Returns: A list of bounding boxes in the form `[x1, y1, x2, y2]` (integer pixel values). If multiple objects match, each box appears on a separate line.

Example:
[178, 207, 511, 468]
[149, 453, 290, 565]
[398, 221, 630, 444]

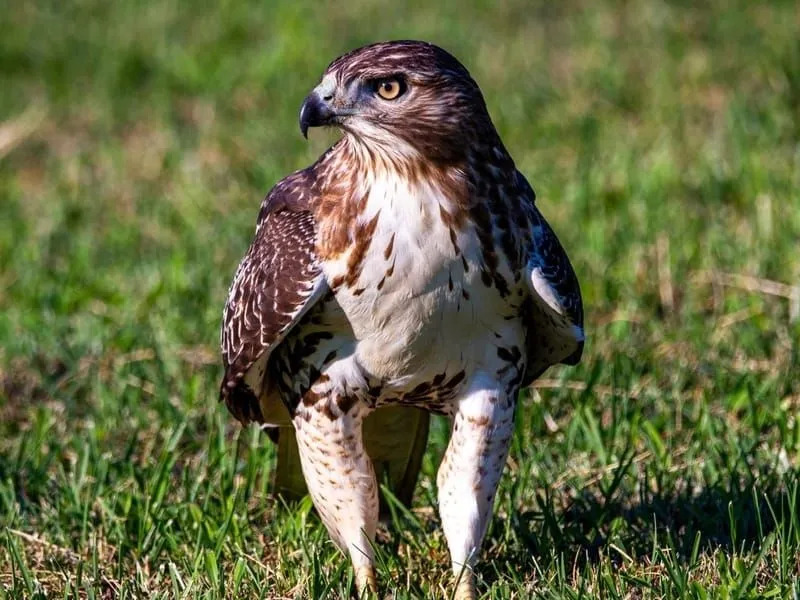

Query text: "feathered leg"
[437, 374, 516, 600]
[293, 397, 379, 596]
[272, 403, 429, 515]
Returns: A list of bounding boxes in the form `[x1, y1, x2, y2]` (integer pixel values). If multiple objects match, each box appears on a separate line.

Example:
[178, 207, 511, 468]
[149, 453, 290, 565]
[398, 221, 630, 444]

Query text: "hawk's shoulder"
[220, 168, 327, 424]
[515, 170, 585, 383]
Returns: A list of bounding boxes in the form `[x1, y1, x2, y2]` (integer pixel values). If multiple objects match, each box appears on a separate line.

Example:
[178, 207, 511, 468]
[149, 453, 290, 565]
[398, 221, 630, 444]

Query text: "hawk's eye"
[374, 78, 406, 100]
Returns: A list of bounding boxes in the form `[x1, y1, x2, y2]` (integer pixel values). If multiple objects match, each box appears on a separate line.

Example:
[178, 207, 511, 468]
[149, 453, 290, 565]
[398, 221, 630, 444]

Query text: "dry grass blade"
[0, 104, 46, 160]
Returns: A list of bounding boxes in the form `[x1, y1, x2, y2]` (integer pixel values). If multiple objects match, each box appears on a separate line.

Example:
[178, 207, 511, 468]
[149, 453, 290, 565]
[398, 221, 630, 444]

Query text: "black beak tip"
[299, 103, 310, 139]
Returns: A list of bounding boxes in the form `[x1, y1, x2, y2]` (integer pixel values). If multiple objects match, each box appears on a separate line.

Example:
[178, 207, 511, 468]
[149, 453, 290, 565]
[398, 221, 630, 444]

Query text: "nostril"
[322, 94, 333, 101]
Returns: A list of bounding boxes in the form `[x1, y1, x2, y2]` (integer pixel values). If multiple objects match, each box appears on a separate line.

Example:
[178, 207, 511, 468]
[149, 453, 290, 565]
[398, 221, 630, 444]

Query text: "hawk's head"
[299, 41, 495, 164]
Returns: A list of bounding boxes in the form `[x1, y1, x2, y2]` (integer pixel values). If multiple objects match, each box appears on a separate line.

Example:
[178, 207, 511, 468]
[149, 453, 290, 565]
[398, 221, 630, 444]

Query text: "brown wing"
[220, 174, 326, 424]
[516, 171, 585, 384]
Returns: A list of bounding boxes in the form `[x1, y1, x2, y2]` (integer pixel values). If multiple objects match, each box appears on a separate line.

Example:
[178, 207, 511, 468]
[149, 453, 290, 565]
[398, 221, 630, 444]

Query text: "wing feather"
[516, 171, 585, 383]
[220, 175, 326, 424]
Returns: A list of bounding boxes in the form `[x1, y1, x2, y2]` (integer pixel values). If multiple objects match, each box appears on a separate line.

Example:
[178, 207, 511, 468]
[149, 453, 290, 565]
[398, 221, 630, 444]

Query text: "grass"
[1, 0, 799, 597]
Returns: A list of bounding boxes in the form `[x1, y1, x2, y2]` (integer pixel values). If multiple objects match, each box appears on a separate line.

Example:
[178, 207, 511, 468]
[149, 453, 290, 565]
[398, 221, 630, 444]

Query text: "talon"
[354, 565, 377, 596]
[453, 572, 477, 600]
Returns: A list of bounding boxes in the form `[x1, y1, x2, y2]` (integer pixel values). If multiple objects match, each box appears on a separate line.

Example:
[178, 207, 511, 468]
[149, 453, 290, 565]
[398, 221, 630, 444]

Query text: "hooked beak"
[299, 91, 335, 139]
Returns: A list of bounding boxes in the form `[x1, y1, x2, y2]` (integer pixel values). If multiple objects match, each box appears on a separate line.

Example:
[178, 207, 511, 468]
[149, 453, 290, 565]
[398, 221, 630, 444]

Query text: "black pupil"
[383, 82, 393, 92]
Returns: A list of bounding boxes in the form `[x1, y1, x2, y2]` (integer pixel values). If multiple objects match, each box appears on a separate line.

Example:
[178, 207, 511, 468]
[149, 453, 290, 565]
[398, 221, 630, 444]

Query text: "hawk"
[220, 40, 584, 599]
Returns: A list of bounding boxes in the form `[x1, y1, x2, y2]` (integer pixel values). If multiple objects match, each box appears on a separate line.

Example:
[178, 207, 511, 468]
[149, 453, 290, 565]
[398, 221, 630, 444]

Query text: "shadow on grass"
[484, 463, 800, 581]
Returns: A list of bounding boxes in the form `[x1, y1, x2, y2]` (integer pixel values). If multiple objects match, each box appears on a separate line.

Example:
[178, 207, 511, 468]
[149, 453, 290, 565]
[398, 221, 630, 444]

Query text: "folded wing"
[220, 177, 326, 424]
[516, 171, 585, 384]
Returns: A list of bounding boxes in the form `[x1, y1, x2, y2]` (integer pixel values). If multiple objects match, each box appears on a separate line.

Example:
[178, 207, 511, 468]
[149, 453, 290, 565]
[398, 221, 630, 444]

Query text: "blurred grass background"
[1, 0, 799, 598]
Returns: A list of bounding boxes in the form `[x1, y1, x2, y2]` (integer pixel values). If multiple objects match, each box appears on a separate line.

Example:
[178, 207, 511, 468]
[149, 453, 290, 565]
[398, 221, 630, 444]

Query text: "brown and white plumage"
[220, 40, 584, 598]
[220, 174, 326, 424]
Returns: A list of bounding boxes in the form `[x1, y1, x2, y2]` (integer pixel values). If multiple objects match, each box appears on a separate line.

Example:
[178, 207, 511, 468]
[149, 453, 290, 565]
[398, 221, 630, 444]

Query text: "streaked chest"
[316, 169, 517, 380]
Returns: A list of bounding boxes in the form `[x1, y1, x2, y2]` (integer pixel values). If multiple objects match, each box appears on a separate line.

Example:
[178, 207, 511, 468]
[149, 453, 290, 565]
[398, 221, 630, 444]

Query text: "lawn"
[1, 1, 799, 598]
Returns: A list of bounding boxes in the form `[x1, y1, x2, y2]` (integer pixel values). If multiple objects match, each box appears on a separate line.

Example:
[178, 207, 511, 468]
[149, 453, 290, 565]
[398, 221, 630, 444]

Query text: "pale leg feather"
[293, 401, 379, 595]
[437, 373, 515, 599]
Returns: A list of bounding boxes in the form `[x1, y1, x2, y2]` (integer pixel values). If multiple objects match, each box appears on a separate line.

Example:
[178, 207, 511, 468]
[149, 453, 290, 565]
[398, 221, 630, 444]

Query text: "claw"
[453, 571, 477, 600]
[354, 565, 377, 597]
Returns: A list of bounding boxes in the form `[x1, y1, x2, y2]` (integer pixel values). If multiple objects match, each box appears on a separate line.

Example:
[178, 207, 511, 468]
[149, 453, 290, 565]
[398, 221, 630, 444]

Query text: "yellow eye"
[376, 78, 404, 100]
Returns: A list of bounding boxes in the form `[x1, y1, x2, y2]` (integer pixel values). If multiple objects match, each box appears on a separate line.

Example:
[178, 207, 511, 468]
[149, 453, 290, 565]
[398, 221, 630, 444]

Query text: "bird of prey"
[220, 40, 584, 599]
